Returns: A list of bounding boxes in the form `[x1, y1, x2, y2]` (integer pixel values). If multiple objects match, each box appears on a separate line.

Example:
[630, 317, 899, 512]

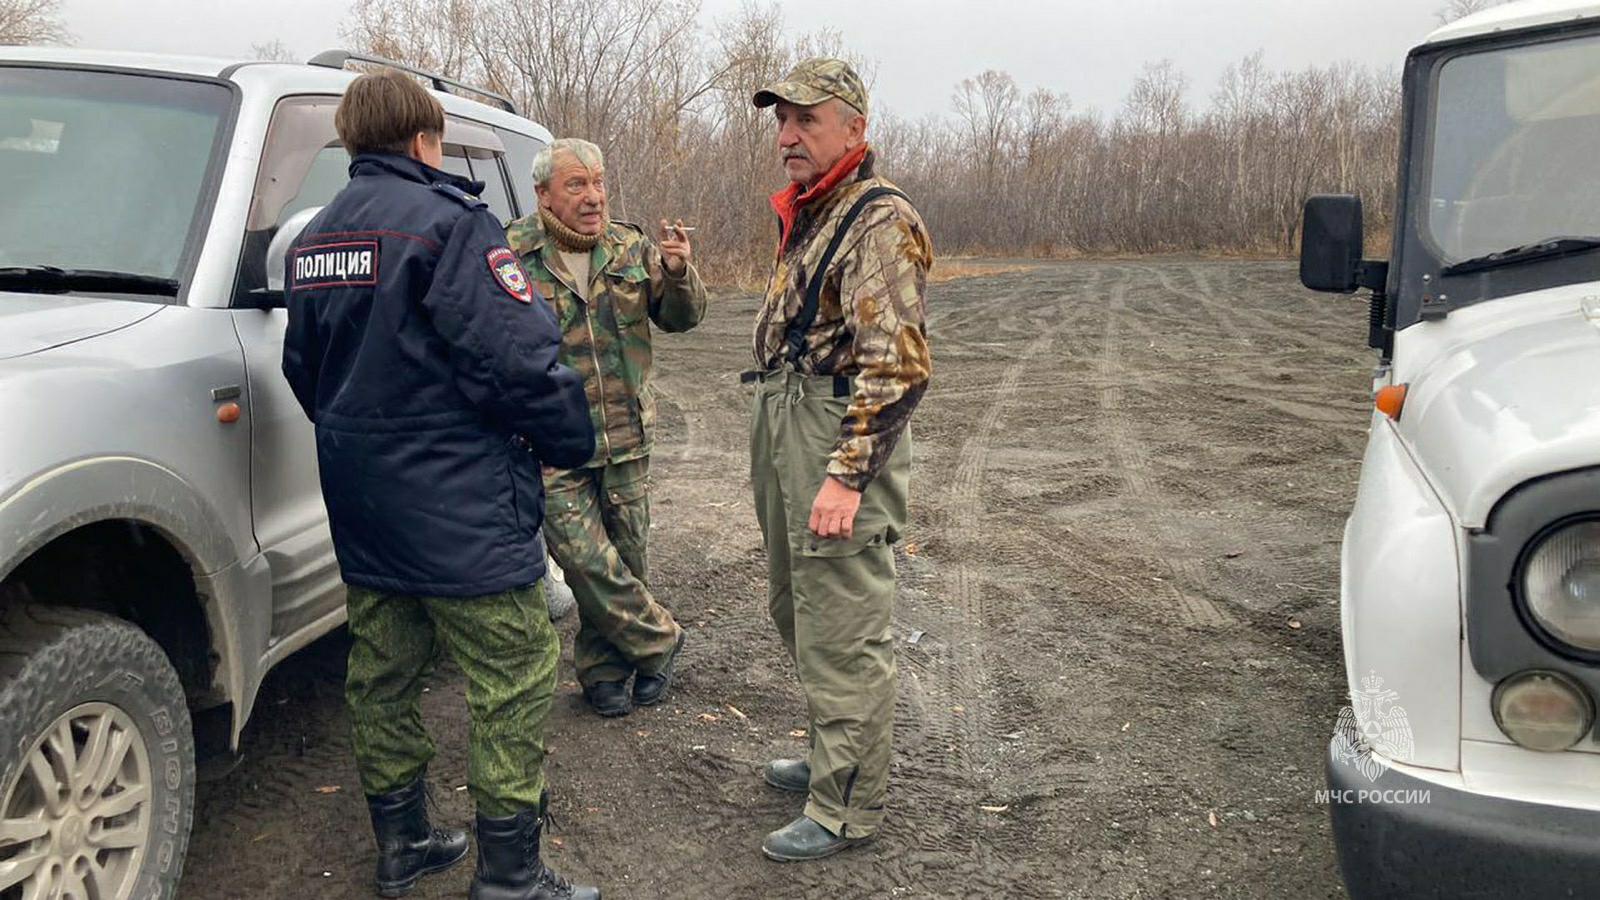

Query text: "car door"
[230, 95, 346, 643]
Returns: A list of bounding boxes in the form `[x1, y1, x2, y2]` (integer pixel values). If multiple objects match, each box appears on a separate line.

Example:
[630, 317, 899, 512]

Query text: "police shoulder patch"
[432, 182, 488, 209]
[486, 247, 533, 303]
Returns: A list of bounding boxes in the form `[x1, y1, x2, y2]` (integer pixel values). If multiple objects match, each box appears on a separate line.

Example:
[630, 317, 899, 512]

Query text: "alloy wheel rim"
[0, 702, 153, 900]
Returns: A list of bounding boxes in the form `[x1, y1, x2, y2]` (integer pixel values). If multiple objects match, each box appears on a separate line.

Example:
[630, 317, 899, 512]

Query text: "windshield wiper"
[1441, 237, 1600, 277]
[0, 265, 179, 297]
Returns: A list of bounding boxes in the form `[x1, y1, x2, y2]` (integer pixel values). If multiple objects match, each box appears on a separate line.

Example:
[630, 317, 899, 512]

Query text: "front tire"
[0, 604, 194, 899]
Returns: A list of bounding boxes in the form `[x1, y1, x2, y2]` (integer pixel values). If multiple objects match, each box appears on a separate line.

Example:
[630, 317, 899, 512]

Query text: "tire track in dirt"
[187, 638, 378, 894]
[924, 277, 1029, 335]
[888, 265, 1107, 890]
[649, 382, 704, 469]
[1096, 269, 1231, 628]
[1134, 263, 1304, 354]
[1186, 263, 1321, 352]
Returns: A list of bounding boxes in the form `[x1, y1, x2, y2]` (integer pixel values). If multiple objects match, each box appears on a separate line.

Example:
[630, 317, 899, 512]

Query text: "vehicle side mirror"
[1301, 195, 1364, 293]
[240, 206, 324, 310]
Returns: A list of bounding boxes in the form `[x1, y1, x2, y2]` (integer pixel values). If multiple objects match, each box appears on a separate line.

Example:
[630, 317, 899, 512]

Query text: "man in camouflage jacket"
[746, 58, 933, 862]
[506, 138, 706, 717]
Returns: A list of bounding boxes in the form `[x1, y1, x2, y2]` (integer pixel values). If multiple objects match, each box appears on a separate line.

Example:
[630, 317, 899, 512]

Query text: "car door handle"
[211, 385, 242, 402]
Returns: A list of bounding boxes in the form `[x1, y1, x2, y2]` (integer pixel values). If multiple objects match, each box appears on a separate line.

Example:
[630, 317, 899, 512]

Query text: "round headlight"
[1522, 520, 1600, 652]
[1492, 670, 1594, 751]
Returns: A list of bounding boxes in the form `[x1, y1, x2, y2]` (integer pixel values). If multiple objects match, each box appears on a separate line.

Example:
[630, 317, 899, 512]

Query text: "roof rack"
[307, 49, 518, 115]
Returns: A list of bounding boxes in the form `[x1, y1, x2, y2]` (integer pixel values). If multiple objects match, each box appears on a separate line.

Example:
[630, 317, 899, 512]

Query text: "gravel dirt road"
[182, 260, 1371, 899]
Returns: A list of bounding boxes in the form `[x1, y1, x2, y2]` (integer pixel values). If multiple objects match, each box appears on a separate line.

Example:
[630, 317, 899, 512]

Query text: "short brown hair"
[334, 70, 446, 157]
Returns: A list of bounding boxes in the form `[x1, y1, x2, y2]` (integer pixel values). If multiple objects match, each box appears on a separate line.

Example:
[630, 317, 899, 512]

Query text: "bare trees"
[953, 71, 1019, 195]
[252, 40, 296, 63]
[340, 0, 1401, 275]
[344, 0, 712, 216]
[1437, 0, 1510, 25]
[343, 0, 476, 80]
[880, 56, 1397, 258]
[0, 0, 67, 46]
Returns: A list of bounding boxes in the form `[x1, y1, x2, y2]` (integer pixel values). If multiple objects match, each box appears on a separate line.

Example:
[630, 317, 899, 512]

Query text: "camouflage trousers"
[542, 456, 682, 687]
[750, 369, 910, 839]
[345, 583, 557, 818]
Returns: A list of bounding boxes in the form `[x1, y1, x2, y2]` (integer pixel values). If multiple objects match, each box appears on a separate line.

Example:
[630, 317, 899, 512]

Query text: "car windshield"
[0, 66, 230, 287]
[1426, 33, 1600, 265]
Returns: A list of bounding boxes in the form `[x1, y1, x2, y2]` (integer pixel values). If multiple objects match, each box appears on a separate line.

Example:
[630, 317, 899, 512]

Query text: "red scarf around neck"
[769, 142, 871, 252]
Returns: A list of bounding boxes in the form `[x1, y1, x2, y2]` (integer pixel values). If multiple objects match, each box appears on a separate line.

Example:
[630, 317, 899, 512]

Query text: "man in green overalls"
[745, 59, 935, 861]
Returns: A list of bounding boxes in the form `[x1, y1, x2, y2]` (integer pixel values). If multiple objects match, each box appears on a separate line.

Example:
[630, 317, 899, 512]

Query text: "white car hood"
[1398, 289, 1600, 528]
[0, 292, 163, 361]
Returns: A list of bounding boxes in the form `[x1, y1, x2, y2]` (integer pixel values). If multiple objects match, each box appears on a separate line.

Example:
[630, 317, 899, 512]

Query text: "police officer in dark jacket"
[281, 70, 600, 900]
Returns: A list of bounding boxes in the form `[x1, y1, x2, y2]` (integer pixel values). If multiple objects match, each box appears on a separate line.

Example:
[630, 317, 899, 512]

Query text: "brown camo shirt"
[754, 150, 933, 490]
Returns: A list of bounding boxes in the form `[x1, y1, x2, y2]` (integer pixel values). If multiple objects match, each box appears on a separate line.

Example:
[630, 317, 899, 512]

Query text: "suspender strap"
[781, 186, 909, 369]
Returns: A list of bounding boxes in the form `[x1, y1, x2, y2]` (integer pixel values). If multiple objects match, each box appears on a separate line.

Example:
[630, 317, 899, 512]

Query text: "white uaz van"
[1302, 2, 1600, 896]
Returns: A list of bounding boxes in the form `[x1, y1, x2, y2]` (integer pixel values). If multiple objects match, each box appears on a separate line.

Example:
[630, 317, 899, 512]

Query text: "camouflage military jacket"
[755, 147, 933, 491]
[507, 214, 707, 468]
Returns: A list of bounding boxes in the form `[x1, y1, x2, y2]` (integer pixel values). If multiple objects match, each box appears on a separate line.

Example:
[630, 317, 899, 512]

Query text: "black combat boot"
[470, 796, 600, 900]
[632, 630, 686, 706]
[366, 776, 470, 897]
[581, 680, 632, 718]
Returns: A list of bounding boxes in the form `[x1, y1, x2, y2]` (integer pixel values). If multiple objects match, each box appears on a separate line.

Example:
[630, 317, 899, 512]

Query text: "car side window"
[282, 145, 349, 227]
[470, 154, 516, 225]
[441, 118, 515, 225]
[234, 96, 347, 302]
[495, 128, 545, 215]
[438, 145, 473, 183]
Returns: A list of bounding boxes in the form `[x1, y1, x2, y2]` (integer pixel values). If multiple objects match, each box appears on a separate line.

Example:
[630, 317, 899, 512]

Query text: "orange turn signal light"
[1375, 384, 1408, 421]
[217, 402, 241, 424]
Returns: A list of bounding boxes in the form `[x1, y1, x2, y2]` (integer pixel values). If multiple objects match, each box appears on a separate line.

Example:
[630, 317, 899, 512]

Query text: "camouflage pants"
[542, 456, 682, 687]
[345, 583, 557, 818]
[750, 369, 910, 839]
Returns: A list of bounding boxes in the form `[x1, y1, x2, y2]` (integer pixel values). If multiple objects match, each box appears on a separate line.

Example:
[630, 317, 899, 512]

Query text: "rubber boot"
[367, 776, 470, 897]
[762, 757, 810, 793]
[761, 815, 869, 862]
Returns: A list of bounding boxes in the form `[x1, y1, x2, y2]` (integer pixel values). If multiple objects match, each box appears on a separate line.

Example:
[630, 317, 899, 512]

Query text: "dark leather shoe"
[470, 798, 600, 900]
[633, 630, 686, 706]
[367, 776, 470, 897]
[582, 680, 631, 718]
[761, 815, 868, 862]
[762, 758, 810, 794]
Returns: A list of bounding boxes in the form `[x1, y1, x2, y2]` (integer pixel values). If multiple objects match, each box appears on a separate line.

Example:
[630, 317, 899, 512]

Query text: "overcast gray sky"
[62, 0, 1445, 118]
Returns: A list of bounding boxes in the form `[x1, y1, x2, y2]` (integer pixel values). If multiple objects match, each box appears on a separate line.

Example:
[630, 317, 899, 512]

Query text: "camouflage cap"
[753, 57, 869, 117]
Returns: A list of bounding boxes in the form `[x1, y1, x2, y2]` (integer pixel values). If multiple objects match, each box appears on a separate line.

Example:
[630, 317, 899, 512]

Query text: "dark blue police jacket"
[281, 153, 594, 597]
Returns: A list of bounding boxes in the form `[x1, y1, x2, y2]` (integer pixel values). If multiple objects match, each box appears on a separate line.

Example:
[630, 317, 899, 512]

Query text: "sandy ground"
[181, 260, 1373, 899]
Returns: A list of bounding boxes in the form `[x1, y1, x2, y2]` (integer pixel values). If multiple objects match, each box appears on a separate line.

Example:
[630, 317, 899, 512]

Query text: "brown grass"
[698, 247, 1350, 291]
[927, 258, 1044, 283]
